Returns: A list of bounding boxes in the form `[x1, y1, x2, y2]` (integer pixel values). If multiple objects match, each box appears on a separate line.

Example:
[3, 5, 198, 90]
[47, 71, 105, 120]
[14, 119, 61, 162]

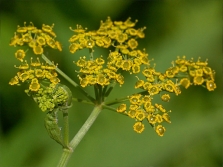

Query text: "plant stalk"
[57, 105, 102, 167]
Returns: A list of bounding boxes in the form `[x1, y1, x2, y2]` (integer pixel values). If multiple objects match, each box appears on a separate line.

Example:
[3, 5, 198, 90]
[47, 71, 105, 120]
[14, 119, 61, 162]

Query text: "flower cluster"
[68, 17, 216, 136]
[175, 56, 216, 91]
[25, 83, 72, 112]
[8, 18, 217, 136]
[9, 22, 62, 92]
[10, 22, 62, 60]
[117, 56, 216, 136]
[9, 58, 60, 91]
[69, 17, 148, 87]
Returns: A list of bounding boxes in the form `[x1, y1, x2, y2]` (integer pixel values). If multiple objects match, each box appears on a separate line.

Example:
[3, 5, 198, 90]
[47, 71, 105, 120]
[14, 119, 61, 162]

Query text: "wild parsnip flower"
[8, 22, 67, 113]
[9, 19, 216, 137]
[69, 17, 147, 87]
[68, 17, 216, 136]
[117, 56, 216, 136]
[9, 57, 60, 92]
[9, 22, 62, 61]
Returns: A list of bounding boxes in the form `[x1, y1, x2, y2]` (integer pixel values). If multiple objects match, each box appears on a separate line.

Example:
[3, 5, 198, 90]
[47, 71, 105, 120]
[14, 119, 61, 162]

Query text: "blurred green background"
[0, 0, 222, 167]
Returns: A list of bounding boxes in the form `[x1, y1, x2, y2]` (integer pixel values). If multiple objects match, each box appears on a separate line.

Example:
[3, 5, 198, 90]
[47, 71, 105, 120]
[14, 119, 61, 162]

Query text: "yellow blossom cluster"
[117, 94, 171, 136]
[9, 58, 60, 91]
[9, 22, 61, 92]
[117, 56, 216, 136]
[175, 56, 216, 91]
[10, 22, 62, 61]
[69, 17, 148, 87]
[69, 17, 145, 53]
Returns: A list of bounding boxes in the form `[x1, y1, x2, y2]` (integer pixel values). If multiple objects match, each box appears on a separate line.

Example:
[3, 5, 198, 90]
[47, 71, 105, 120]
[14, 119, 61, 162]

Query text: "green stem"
[104, 97, 129, 106]
[102, 104, 128, 116]
[94, 85, 99, 103]
[62, 110, 69, 147]
[41, 54, 95, 103]
[72, 98, 94, 105]
[57, 105, 102, 167]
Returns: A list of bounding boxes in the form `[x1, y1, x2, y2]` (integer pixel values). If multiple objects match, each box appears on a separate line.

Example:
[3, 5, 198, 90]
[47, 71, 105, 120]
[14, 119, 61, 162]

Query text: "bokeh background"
[0, 0, 222, 167]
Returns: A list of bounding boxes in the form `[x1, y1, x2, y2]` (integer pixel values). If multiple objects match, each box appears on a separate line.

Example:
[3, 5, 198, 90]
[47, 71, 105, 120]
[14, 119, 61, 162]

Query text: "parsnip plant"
[8, 17, 216, 167]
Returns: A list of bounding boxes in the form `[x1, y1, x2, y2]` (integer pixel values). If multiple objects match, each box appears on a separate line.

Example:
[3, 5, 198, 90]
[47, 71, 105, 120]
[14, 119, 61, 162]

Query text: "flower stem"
[57, 105, 102, 167]
[104, 97, 129, 106]
[72, 98, 94, 105]
[62, 110, 69, 147]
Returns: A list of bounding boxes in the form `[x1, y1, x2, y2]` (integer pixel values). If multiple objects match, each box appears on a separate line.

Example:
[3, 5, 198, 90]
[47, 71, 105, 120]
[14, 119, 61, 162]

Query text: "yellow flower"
[35, 69, 45, 78]
[22, 33, 32, 43]
[42, 24, 54, 33]
[165, 69, 175, 78]
[133, 122, 145, 133]
[117, 104, 126, 113]
[28, 40, 36, 48]
[155, 114, 163, 123]
[155, 125, 166, 136]
[36, 36, 46, 45]
[164, 80, 175, 92]
[124, 17, 138, 28]
[95, 57, 105, 65]
[69, 43, 79, 53]
[129, 104, 139, 110]
[162, 113, 171, 123]
[14, 60, 29, 70]
[137, 27, 146, 38]
[180, 78, 191, 89]
[33, 45, 43, 55]
[128, 109, 137, 118]
[29, 78, 40, 91]
[127, 38, 138, 50]
[142, 68, 154, 77]
[132, 64, 140, 73]
[121, 60, 132, 71]
[135, 110, 146, 121]
[116, 74, 124, 85]
[193, 76, 204, 85]
[55, 41, 62, 51]
[102, 37, 111, 47]
[203, 67, 212, 75]
[129, 94, 142, 105]
[79, 76, 89, 87]
[144, 101, 152, 112]
[116, 33, 128, 43]
[142, 95, 151, 103]
[96, 39, 104, 47]
[69, 34, 79, 42]
[126, 28, 137, 36]
[46, 38, 56, 48]
[15, 49, 26, 62]
[50, 77, 60, 84]
[85, 39, 95, 48]
[135, 79, 144, 89]
[148, 85, 160, 95]
[30, 57, 41, 67]
[161, 94, 170, 102]
[155, 104, 166, 112]
[179, 65, 187, 72]
[18, 72, 30, 82]
[206, 80, 216, 91]
[97, 74, 109, 86]
[147, 114, 157, 124]
[195, 69, 203, 77]
[9, 76, 19, 85]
